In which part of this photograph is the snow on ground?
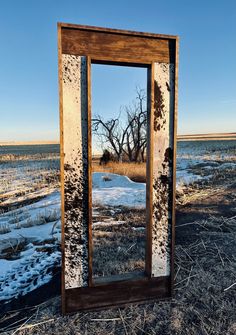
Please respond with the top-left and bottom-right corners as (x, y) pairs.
(0, 189), (61, 302)
(1, 139), (235, 302)
(0, 169), (208, 302)
(93, 172), (146, 208)
(93, 220), (126, 228)
(176, 157), (210, 190)
(0, 246), (61, 301)
(176, 170), (204, 189)
(0, 169), (214, 302)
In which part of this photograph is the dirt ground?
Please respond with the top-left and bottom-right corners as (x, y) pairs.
(1, 167), (236, 334)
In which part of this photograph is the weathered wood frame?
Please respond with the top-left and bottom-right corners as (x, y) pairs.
(58, 23), (179, 314)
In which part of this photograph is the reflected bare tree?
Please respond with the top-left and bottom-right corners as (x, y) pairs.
(92, 88), (147, 162)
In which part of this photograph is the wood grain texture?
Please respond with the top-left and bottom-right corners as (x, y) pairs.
(61, 54), (89, 289)
(58, 24), (66, 314)
(87, 57), (93, 287)
(151, 62), (175, 277)
(170, 38), (179, 293)
(93, 271), (146, 286)
(58, 22), (178, 40)
(61, 27), (175, 64)
(145, 65), (153, 277)
(65, 276), (171, 313)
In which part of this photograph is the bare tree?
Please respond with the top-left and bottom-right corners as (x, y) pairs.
(92, 88), (147, 163)
(92, 114), (130, 162)
(123, 89), (147, 162)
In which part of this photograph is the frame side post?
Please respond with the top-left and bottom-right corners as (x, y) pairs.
(170, 38), (179, 294)
(145, 64), (154, 277)
(151, 61), (175, 281)
(60, 54), (89, 313)
(87, 57), (93, 286)
(58, 23), (66, 314)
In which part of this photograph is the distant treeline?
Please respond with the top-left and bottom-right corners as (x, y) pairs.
(177, 133), (236, 141)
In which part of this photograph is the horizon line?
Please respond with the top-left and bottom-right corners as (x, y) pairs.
(0, 132), (235, 146)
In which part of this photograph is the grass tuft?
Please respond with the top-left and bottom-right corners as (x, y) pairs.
(92, 160), (146, 183)
(0, 223), (11, 234)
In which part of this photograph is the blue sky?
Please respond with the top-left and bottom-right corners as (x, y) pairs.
(0, 0), (235, 141)
(92, 64), (147, 120)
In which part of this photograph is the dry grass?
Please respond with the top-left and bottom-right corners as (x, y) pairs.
(2, 215), (236, 335)
(92, 206), (146, 277)
(92, 160), (146, 183)
(0, 153), (59, 162)
(1, 146), (236, 334)
(0, 223), (11, 235)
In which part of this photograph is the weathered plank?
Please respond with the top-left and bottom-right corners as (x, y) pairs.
(152, 62), (175, 277)
(65, 276), (170, 312)
(59, 23), (178, 40)
(61, 54), (89, 289)
(61, 27), (175, 64)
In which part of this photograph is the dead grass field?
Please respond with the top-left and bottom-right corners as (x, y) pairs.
(92, 160), (146, 278)
(1, 152), (236, 334)
(92, 207), (146, 278)
(1, 166), (236, 334)
(92, 159), (146, 183)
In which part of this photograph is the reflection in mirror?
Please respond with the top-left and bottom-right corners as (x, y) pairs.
(91, 64), (148, 282)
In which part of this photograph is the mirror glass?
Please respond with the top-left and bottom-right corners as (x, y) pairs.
(91, 63), (148, 282)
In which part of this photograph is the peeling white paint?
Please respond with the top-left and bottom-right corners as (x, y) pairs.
(62, 54), (89, 289)
(152, 62), (175, 277)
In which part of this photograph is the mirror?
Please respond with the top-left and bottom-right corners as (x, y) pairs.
(91, 63), (148, 282)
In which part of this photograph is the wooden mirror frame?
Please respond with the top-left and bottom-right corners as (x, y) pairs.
(58, 23), (179, 314)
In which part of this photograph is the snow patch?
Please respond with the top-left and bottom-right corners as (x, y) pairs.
(93, 220), (126, 228)
(93, 172), (146, 208)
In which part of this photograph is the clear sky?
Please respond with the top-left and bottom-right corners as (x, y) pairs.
(92, 64), (147, 120)
(0, 0), (235, 141)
